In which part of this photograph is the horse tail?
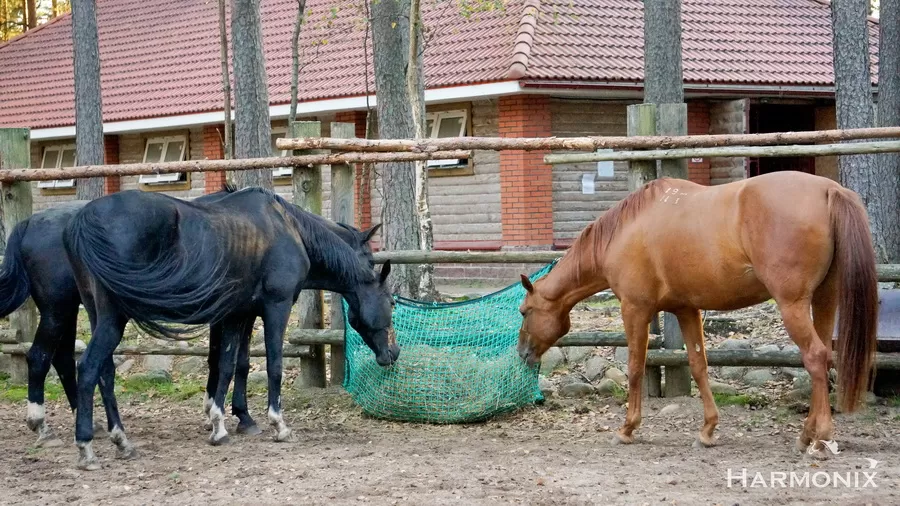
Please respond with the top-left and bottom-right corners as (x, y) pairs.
(828, 186), (878, 413)
(0, 220), (32, 317)
(64, 204), (241, 341)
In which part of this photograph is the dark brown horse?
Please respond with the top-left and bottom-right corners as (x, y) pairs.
(517, 170), (877, 457)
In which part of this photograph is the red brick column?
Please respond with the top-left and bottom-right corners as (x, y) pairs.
(336, 110), (372, 229)
(203, 125), (227, 193)
(499, 95), (553, 249)
(687, 101), (711, 186)
(103, 135), (121, 194)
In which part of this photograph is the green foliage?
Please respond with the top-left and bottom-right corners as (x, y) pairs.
(0, 380), (62, 403)
(116, 375), (205, 401)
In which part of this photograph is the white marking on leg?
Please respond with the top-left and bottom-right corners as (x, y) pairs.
(109, 425), (137, 459)
(75, 440), (100, 471)
(208, 404), (228, 444)
(26, 402), (45, 432)
(268, 406), (292, 442)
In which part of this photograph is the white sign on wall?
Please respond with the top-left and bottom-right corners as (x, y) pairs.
(596, 149), (615, 178)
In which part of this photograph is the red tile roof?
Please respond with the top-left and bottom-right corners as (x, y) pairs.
(0, 0), (880, 130)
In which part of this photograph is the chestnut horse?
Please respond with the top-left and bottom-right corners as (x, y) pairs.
(517, 170), (877, 457)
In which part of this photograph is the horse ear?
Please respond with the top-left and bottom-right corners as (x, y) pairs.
(379, 259), (391, 284)
(520, 274), (534, 294)
(362, 223), (383, 243)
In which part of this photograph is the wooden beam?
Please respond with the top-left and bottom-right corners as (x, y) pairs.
(645, 349), (900, 370)
(544, 140), (900, 164)
(627, 104), (658, 191)
(328, 121), (356, 387)
(275, 126), (900, 153)
(0, 343), (311, 358)
(0, 150), (472, 182)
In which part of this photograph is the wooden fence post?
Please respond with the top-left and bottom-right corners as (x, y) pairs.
(291, 121), (326, 388)
(0, 128), (36, 384)
(328, 122), (356, 386)
(656, 103), (692, 398)
(626, 105), (663, 398)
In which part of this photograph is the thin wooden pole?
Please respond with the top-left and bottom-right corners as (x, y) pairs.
(544, 140), (900, 164)
(275, 125), (900, 153)
(328, 122), (356, 387)
(0, 151), (472, 183)
(0, 128), (36, 384)
(292, 120), (327, 388)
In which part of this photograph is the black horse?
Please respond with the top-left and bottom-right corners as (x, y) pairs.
(0, 186), (382, 451)
(62, 186), (397, 470)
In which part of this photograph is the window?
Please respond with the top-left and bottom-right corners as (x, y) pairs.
(139, 136), (187, 184)
(37, 144), (77, 189)
(270, 128), (293, 178)
(425, 110), (467, 168)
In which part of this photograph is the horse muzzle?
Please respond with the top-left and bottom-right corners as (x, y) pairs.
(517, 337), (539, 367)
(375, 328), (400, 366)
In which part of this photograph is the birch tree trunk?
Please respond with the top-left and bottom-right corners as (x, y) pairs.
(218, 0), (232, 160)
(288, 0), (306, 123)
(71, 0), (105, 199)
(876, 0), (900, 261)
(370, 0), (430, 298)
(831, 0), (891, 262)
(231, 0), (272, 189)
(406, 0), (437, 301)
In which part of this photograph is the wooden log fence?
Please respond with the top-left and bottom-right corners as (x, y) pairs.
(0, 343), (312, 358)
(274, 125), (900, 153)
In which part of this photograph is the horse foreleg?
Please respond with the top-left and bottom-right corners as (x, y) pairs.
(25, 315), (64, 448)
(676, 308), (719, 447)
(262, 300), (293, 443)
(98, 355), (137, 460)
(781, 300), (833, 458)
(613, 303), (653, 445)
(204, 322), (222, 431)
(208, 319), (241, 446)
(232, 317), (261, 436)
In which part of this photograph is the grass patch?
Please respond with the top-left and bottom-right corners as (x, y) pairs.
(885, 396), (900, 408)
(115, 375), (205, 401)
(0, 379), (63, 403)
(714, 392), (769, 408)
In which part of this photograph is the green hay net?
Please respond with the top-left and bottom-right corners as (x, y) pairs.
(342, 261), (555, 424)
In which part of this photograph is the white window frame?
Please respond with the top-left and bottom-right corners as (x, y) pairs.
(37, 144), (77, 189)
(270, 127), (293, 178)
(425, 110), (468, 167)
(139, 135), (187, 184)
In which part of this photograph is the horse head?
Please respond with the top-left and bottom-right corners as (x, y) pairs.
(346, 260), (399, 366)
(516, 274), (570, 366)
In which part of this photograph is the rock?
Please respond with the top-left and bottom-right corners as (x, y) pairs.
(782, 344), (800, 355)
(755, 344), (781, 354)
(113, 355), (126, 367)
(709, 380), (738, 395)
(559, 382), (595, 398)
(131, 369), (171, 384)
(282, 358), (303, 370)
(539, 347), (565, 375)
(117, 359), (135, 375)
(657, 403), (680, 417)
(556, 374), (581, 387)
(781, 367), (807, 379)
(595, 378), (619, 395)
(604, 367), (627, 386)
(743, 369), (775, 386)
(717, 339), (752, 350)
(564, 347), (592, 364)
(792, 374), (812, 395)
(247, 370), (268, 386)
(584, 356), (611, 382)
(175, 356), (206, 376)
(539, 376), (556, 397)
(866, 392), (879, 405)
(614, 347), (628, 364)
(74, 340), (87, 353)
(720, 366), (746, 380)
(143, 355), (173, 372)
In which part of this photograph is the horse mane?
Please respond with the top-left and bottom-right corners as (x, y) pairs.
(567, 179), (667, 280)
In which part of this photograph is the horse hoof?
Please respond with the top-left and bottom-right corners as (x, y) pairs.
(237, 423), (262, 436)
(203, 420), (213, 431)
(275, 428), (293, 443)
(795, 437), (812, 454)
(208, 434), (230, 446)
(611, 433), (633, 445)
(76, 457), (102, 471)
(693, 437), (716, 449)
(116, 446), (139, 460)
(25, 419), (41, 433)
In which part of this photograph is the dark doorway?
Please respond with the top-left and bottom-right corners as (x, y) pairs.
(747, 103), (816, 177)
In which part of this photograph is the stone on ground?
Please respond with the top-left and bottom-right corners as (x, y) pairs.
(559, 382), (595, 398)
(247, 370), (268, 386)
(539, 347), (565, 375)
(708, 380), (738, 395)
(755, 344), (781, 354)
(117, 359), (135, 375)
(719, 366), (746, 380)
(175, 356), (206, 376)
(595, 378), (619, 395)
(143, 355), (173, 372)
(539, 376), (556, 397)
(564, 347), (593, 364)
(584, 356), (610, 382)
(717, 339), (752, 350)
(614, 346), (628, 364)
(743, 368), (775, 386)
(131, 369), (172, 384)
(604, 367), (627, 387)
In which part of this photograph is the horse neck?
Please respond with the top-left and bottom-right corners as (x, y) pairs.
(540, 250), (610, 312)
(287, 210), (370, 294)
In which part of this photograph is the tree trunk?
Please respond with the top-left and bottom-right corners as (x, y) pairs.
(831, 0), (891, 262)
(370, 0), (425, 298)
(51, 0), (57, 18)
(289, 0), (306, 123)
(643, 0), (684, 105)
(231, 0), (272, 189)
(25, 0), (34, 29)
(877, 0), (900, 261)
(218, 0), (232, 160)
(71, 0), (104, 199)
(406, 0), (437, 301)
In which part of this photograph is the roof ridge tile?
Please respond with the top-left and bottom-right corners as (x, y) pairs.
(505, 0), (540, 80)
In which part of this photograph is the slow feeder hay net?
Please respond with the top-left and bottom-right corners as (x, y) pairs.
(342, 262), (555, 424)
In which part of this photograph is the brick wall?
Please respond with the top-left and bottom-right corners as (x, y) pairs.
(104, 135), (121, 194)
(687, 101), (711, 185)
(709, 99), (749, 185)
(498, 95), (553, 249)
(203, 125), (226, 193)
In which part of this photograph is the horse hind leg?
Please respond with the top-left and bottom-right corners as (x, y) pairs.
(98, 356), (137, 460)
(232, 318), (262, 436)
(675, 309), (719, 448)
(25, 313), (67, 448)
(612, 302), (654, 445)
